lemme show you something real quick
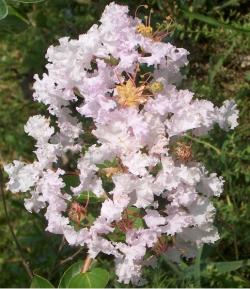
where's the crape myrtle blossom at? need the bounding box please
[4,2,239,285]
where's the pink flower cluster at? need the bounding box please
[4,3,238,285]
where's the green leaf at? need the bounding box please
[213,0,241,11]
[63,175,80,194]
[16,0,45,3]
[133,217,144,229]
[0,5,29,35]
[8,5,29,23]
[209,259,250,275]
[245,71,250,82]
[96,159,118,169]
[64,175,80,187]
[0,15,28,34]
[30,275,54,288]
[68,268,110,288]
[208,42,235,85]
[76,191,104,204]
[58,261,83,288]
[0,0,8,20]
[182,10,250,35]
[126,207,145,229]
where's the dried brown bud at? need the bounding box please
[68,202,87,224]
[116,218,134,232]
[174,142,192,162]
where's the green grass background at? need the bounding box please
[0,0,249,287]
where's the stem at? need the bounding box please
[194,245,203,288]
[162,256,181,277]
[233,232,239,260]
[84,191,90,209]
[48,236,66,279]
[0,167,33,280]
[185,134,221,155]
[59,248,83,266]
[58,236,65,253]
[81,255,93,273]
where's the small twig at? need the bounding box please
[0,166,33,280]
[185,134,222,155]
[48,236,66,279]
[84,191,90,209]
[58,236,65,253]
[59,248,84,266]
[81,255,93,273]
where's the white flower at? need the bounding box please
[121,151,158,177]
[100,199,123,223]
[144,209,166,228]
[4,161,40,193]
[133,175,156,208]
[24,191,45,213]
[24,115,54,143]
[4,2,238,284]
[217,100,239,130]
[163,206,193,235]
[167,184,197,207]
[180,224,220,246]
[188,196,216,226]
[198,172,224,197]
[64,227,90,246]
[87,234,118,258]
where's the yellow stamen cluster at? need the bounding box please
[136,23,153,37]
[116,79,148,108]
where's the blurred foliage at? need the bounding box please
[0,0,249,287]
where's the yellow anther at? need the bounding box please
[148,81,164,93]
[136,23,153,37]
[102,167,123,178]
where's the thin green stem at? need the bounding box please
[185,134,221,155]
[194,245,203,288]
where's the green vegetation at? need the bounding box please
[0,0,249,287]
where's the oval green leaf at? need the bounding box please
[0,5,29,35]
[0,14,28,34]
[68,268,110,288]
[58,260,83,288]
[0,0,8,20]
[210,259,250,275]
[31,274,54,288]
